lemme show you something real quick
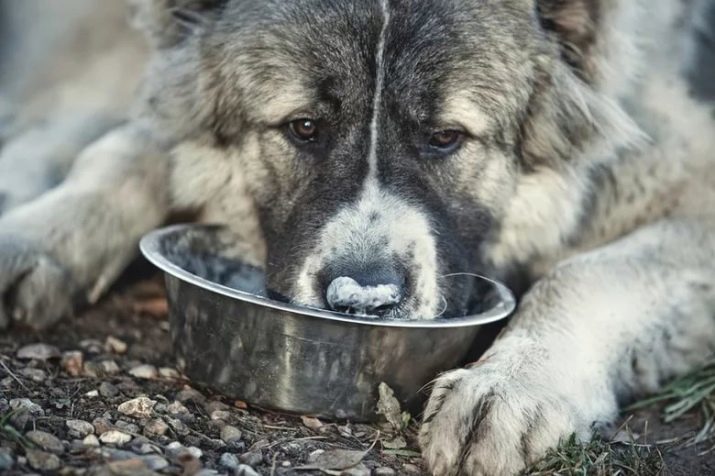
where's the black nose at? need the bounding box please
[324,266,405,316]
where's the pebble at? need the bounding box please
[93,418,113,435]
[66,419,94,438]
[118,397,156,418]
[210,410,231,421]
[219,452,239,470]
[84,360,121,377]
[341,463,370,476]
[0,448,13,470]
[16,343,60,361]
[402,463,421,474]
[99,430,132,445]
[9,398,44,416]
[61,351,84,376]
[105,336,128,354]
[165,416,188,435]
[220,425,242,444]
[114,420,140,434]
[85,389,100,398]
[143,418,169,437]
[158,367,180,379]
[236,465,260,476]
[239,451,263,467]
[166,441,202,460]
[176,387,206,404]
[26,449,61,471]
[129,364,158,380]
[166,401,189,415]
[141,454,169,471]
[25,430,64,454]
[83,434,100,447]
[374,468,397,476]
[79,339,104,354]
[19,368,47,382]
[99,382,119,398]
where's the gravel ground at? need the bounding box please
[0,264,714,475]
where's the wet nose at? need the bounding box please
[325,268,404,316]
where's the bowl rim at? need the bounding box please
[140,224,516,329]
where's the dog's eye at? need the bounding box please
[288,119,319,142]
[429,130,464,152]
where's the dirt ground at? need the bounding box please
[1,262,714,476]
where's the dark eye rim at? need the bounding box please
[428,129,466,153]
[287,118,320,143]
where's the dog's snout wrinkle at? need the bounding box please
[326,276,401,316]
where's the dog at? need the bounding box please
[1,0,714,474]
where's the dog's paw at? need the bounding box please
[0,233,74,329]
[419,338,613,476]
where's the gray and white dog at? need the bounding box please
[1,0,714,474]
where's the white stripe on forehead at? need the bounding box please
[367,0,390,181]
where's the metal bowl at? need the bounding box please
[140,224,515,421]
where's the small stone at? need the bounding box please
[187,446,203,459]
[281,461,291,467]
[16,343,60,361]
[99,430,132,445]
[141,454,169,471]
[240,451,262,467]
[0,448,13,470]
[104,458,150,475]
[220,425,242,444]
[236,464,260,476]
[166,401,189,415]
[219,453,239,470]
[114,420,140,434]
[118,397,156,419]
[341,463,370,476]
[79,339,104,354]
[84,360,121,377]
[176,387,205,404]
[206,400,230,413]
[158,367,180,379]
[129,364,158,380]
[26,449,61,471]
[20,368,47,382]
[61,351,84,377]
[402,463,421,474]
[165,417,188,435]
[374,467,396,476]
[26,430,64,454]
[9,398,44,416]
[99,382,119,398]
[143,418,169,437]
[82,434,100,447]
[85,390,99,398]
[301,415,323,430]
[66,419,94,438]
[210,410,231,421]
[195,471,220,476]
[93,418,113,435]
[105,336,128,354]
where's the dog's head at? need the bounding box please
[138,0,641,318]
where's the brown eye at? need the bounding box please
[429,129,464,151]
[289,118,319,142]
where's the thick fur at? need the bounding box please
[1,0,714,474]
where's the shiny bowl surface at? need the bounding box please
[140,224,515,420]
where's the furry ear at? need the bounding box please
[536,0,601,80]
[128,0,227,48]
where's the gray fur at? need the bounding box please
[0,0,714,474]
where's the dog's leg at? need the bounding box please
[420,218,715,476]
[0,124,169,329]
[0,113,122,214]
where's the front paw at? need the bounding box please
[419,343,614,475]
[0,233,74,329]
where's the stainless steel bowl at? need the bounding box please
[140,224,515,421]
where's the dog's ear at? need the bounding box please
[128,0,227,48]
[535,0,600,81]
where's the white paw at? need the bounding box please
[419,337,617,476]
[0,233,74,329]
